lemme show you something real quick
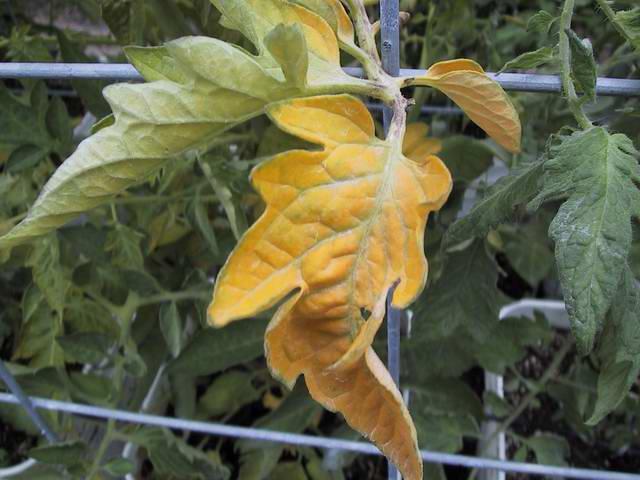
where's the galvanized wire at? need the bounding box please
[1,63,639,96]
[0,362,59,444]
[0,392,637,480]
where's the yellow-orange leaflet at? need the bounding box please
[208,95,452,480]
[404,59,522,153]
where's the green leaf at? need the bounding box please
[588,265,640,425]
[264,24,309,88]
[531,128,640,354]
[566,29,597,101]
[28,440,87,467]
[527,10,556,34]
[56,332,113,364]
[99,0,145,45]
[525,433,569,466]
[160,302,183,357]
[106,224,145,271]
[413,241,503,343]
[45,97,73,156]
[198,371,261,417]
[27,235,71,314]
[614,8,640,52]
[498,47,555,73]
[439,136,494,184]
[502,221,554,286]
[267,462,307,480]
[0,5,373,252]
[131,428,230,479]
[238,388,320,480]
[14,286,64,369]
[6,144,48,173]
[410,378,482,419]
[0,84,52,148]
[189,194,220,258]
[445,161,543,246]
[56,31,111,117]
[169,318,268,376]
[104,458,135,476]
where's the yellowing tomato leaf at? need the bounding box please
[401,59,522,153]
[208,95,453,480]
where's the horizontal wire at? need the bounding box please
[0,63,639,96]
[0,392,638,480]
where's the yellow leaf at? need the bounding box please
[403,123,442,161]
[404,59,522,153]
[208,95,452,480]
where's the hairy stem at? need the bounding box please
[594,0,636,47]
[559,0,593,130]
[343,0,384,79]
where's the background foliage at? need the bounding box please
[0,0,639,478]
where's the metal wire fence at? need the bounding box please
[1,3,640,480]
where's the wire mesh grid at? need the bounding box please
[1,4,640,480]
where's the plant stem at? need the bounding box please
[87,418,115,479]
[559,0,593,130]
[467,337,575,480]
[343,0,384,79]
[594,0,636,47]
[136,289,211,307]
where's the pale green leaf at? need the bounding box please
[498,47,555,73]
[527,10,556,34]
[198,371,261,417]
[531,128,640,353]
[614,8,640,51]
[160,302,183,358]
[265,24,309,88]
[566,29,597,101]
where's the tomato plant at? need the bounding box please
[0,1,639,479]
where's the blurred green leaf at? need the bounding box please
[28,441,87,467]
[169,318,268,377]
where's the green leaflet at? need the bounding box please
[445,161,543,246]
[498,46,556,73]
[0,3,373,254]
[531,127,640,354]
[566,29,597,101]
[413,241,504,343]
[614,8,640,52]
[527,10,556,34]
[588,265,640,425]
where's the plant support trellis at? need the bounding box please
[1,4,640,480]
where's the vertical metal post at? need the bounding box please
[380,1,402,479]
[0,360,59,443]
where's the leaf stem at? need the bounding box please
[136,289,211,307]
[559,0,592,130]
